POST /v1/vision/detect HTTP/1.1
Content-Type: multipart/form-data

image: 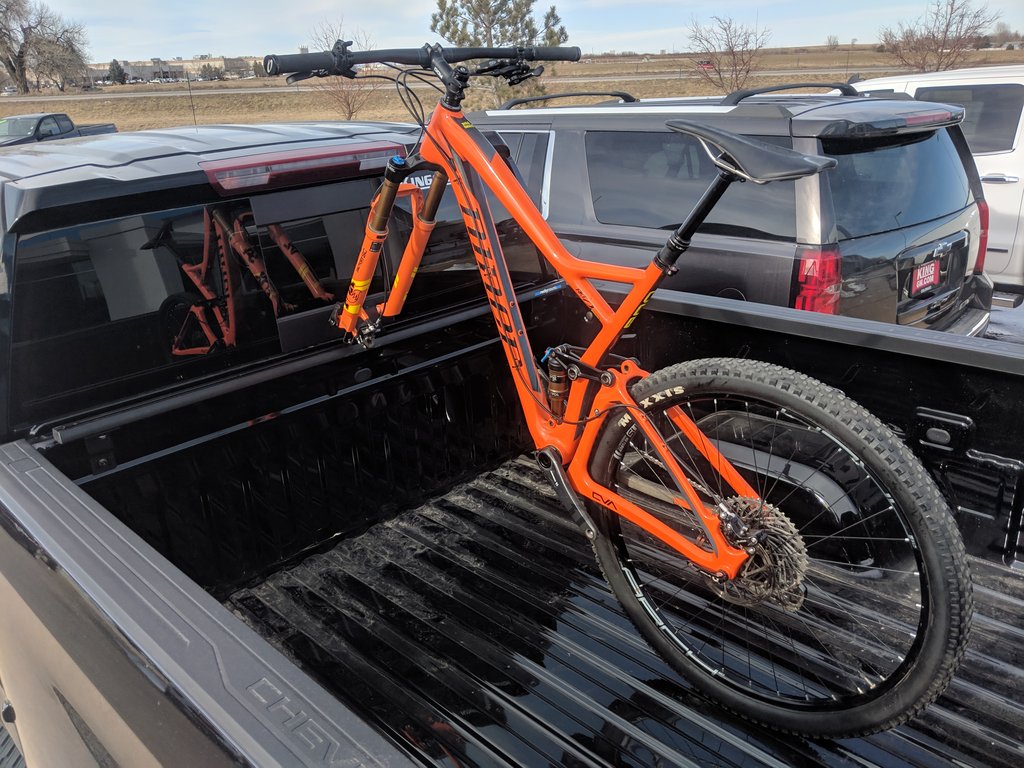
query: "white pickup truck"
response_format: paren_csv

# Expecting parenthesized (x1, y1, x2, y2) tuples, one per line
(855, 65, 1024, 291)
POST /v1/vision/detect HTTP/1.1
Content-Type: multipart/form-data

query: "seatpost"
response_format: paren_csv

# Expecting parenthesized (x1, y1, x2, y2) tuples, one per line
(653, 170, 736, 273)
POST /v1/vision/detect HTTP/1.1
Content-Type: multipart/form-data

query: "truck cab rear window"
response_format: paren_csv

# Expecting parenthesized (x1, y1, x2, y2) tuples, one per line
(11, 204, 301, 426)
(8, 176, 543, 431)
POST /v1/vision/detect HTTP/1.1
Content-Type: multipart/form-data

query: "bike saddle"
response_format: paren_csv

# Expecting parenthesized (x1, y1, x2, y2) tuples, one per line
(665, 120, 836, 183)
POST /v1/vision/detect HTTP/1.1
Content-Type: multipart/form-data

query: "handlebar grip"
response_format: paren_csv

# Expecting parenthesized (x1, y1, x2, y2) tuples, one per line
(264, 44, 583, 76)
(524, 46, 581, 62)
(264, 52, 338, 76)
(443, 46, 581, 63)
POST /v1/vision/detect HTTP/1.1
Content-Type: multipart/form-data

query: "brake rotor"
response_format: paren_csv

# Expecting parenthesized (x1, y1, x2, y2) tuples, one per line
(709, 497, 808, 612)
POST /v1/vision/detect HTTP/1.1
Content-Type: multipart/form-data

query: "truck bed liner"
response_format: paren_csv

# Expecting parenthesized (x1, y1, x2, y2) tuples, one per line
(229, 456, 1024, 768)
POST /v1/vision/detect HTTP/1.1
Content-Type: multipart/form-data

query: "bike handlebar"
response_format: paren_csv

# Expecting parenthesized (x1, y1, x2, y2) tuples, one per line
(264, 44, 581, 77)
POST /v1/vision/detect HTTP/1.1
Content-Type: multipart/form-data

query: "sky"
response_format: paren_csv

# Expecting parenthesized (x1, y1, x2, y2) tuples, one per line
(48, 0, 1024, 64)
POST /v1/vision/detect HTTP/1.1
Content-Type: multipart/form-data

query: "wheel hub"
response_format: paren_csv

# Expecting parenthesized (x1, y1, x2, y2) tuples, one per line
(709, 497, 808, 612)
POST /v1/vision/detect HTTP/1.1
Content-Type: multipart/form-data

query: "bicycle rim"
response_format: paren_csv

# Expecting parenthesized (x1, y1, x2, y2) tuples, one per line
(588, 360, 969, 731)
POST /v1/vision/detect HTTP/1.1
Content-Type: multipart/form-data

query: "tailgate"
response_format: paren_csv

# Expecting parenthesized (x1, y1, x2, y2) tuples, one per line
(897, 229, 970, 325)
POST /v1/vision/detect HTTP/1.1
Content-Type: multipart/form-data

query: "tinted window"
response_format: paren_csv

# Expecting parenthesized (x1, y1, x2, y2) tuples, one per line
(0, 117, 36, 137)
(37, 116, 59, 137)
(395, 152, 546, 315)
(585, 131, 796, 240)
(10, 171, 545, 429)
(498, 130, 550, 207)
(916, 83, 1024, 153)
(823, 129, 972, 239)
(10, 186, 381, 427)
(55, 114, 74, 133)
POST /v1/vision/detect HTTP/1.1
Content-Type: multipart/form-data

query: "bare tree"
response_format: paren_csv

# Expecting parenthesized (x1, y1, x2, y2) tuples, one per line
(991, 21, 1018, 46)
(0, 0, 87, 93)
(879, 0, 1000, 71)
(826, 34, 839, 50)
(688, 16, 771, 92)
(31, 33, 86, 91)
(309, 20, 385, 120)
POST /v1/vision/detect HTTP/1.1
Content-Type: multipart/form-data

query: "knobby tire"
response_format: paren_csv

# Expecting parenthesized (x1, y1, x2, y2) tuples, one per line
(587, 358, 972, 737)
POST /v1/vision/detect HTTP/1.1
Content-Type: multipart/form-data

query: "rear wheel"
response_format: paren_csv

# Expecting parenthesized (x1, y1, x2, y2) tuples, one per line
(588, 358, 972, 737)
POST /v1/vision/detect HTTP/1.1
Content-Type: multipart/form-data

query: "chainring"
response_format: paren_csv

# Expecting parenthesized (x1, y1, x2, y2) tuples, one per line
(708, 497, 809, 612)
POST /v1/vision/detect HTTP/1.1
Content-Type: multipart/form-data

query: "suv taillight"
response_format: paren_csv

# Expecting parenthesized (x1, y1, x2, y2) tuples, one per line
(794, 246, 842, 314)
(975, 199, 989, 274)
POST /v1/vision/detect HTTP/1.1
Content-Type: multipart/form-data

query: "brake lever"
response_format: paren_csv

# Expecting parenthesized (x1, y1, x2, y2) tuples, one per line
(473, 58, 511, 75)
(508, 64, 544, 86)
(286, 70, 328, 84)
(286, 40, 359, 83)
(472, 59, 544, 86)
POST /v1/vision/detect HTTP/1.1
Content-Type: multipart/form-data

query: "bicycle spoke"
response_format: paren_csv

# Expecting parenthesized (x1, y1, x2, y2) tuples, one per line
(599, 383, 941, 714)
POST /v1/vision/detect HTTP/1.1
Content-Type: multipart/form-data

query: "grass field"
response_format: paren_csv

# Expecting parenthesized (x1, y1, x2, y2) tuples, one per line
(2, 46, 1022, 132)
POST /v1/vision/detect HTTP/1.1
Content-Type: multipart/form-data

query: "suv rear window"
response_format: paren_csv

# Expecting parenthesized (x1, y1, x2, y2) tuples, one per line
(822, 129, 973, 240)
(915, 83, 1024, 153)
(584, 131, 796, 240)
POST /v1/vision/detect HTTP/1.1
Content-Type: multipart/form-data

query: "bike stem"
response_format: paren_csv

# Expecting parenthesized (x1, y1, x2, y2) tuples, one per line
(427, 46, 471, 110)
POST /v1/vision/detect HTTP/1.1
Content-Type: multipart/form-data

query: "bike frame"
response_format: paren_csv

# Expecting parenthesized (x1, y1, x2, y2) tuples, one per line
(341, 102, 755, 579)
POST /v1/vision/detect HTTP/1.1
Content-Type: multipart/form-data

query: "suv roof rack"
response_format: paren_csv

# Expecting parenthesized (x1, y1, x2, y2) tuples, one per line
(498, 91, 638, 110)
(721, 82, 859, 106)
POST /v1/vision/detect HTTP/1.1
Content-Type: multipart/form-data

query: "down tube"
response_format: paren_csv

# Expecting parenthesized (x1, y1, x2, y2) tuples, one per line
(446, 153, 548, 418)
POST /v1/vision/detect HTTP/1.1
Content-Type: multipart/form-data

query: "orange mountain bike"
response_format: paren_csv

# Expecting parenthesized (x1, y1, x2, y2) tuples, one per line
(264, 42, 972, 738)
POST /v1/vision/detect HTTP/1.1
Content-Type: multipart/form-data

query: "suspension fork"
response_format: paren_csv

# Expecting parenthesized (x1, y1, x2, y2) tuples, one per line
(379, 170, 447, 318)
(334, 156, 446, 337)
(335, 156, 405, 335)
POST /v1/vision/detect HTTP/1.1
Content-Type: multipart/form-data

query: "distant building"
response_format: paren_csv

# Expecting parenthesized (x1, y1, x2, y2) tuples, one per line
(88, 54, 260, 82)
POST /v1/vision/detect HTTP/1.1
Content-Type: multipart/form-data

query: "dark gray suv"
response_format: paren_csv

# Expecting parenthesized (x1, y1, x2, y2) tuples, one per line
(471, 86, 994, 335)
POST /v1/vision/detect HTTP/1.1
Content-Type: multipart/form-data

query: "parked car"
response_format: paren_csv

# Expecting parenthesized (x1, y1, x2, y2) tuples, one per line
(0, 112, 117, 145)
(470, 85, 994, 335)
(853, 65, 1024, 291)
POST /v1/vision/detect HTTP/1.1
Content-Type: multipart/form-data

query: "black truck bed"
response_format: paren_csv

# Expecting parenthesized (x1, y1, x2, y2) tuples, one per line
(230, 456, 1024, 768)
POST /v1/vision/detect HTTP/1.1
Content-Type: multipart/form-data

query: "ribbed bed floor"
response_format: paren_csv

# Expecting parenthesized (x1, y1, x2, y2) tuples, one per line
(230, 456, 1024, 768)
